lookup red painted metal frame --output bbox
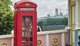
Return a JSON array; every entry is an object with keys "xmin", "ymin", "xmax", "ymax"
[{"xmin": 14, "ymin": 1, "xmax": 37, "ymax": 46}]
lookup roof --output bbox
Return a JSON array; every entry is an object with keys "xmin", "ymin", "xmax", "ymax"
[
  {"xmin": 14, "ymin": 0, "xmax": 37, "ymax": 6},
  {"xmin": 14, "ymin": 0, "xmax": 37, "ymax": 8},
  {"xmin": 15, "ymin": 0, "xmax": 31, "ymax": 5}
]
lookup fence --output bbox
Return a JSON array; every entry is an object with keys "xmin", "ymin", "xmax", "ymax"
[{"xmin": 0, "ymin": 29, "xmax": 68, "ymax": 46}]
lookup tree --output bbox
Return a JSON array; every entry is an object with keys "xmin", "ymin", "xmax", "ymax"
[
  {"xmin": 0, "ymin": 0, "xmax": 13, "ymax": 35},
  {"xmin": 38, "ymin": 17, "xmax": 68, "ymax": 26}
]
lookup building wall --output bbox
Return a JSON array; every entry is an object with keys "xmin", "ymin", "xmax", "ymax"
[
  {"xmin": 78, "ymin": 0, "xmax": 80, "ymax": 28},
  {"xmin": 69, "ymin": 0, "xmax": 76, "ymax": 46},
  {"xmin": 78, "ymin": 0, "xmax": 80, "ymax": 36}
]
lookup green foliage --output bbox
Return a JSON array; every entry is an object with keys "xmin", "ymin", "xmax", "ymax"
[
  {"xmin": 38, "ymin": 21, "xmax": 44, "ymax": 29},
  {"xmin": 42, "ymin": 25, "xmax": 67, "ymax": 31},
  {"xmin": 38, "ymin": 17, "xmax": 68, "ymax": 30},
  {"xmin": 0, "ymin": 0, "xmax": 13, "ymax": 35},
  {"xmin": 44, "ymin": 17, "xmax": 68, "ymax": 25}
]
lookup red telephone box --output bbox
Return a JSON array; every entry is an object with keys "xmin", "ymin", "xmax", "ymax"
[{"xmin": 14, "ymin": 1, "xmax": 37, "ymax": 46}]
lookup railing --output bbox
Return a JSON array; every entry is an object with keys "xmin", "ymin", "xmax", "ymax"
[
  {"xmin": 0, "ymin": 29, "xmax": 68, "ymax": 46},
  {"xmin": 0, "ymin": 34, "xmax": 14, "ymax": 46},
  {"xmin": 37, "ymin": 29, "xmax": 68, "ymax": 46}
]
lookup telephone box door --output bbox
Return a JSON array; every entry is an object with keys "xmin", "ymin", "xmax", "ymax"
[
  {"xmin": 17, "ymin": 12, "xmax": 37, "ymax": 46},
  {"xmin": 22, "ymin": 16, "xmax": 33, "ymax": 46}
]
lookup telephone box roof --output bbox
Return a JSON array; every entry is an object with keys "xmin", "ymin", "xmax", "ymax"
[{"xmin": 14, "ymin": 0, "xmax": 37, "ymax": 8}]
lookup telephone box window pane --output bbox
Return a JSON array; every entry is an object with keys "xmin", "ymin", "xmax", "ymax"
[
  {"xmin": 22, "ymin": 16, "xmax": 33, "ymax": 46},
  {"xmin": 22, "ymin": 32, "xmax": 24, "ymax": 37}
]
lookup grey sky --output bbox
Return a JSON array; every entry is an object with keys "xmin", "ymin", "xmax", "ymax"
[{"xmin": 11, "ymin": 0, "xmax": 68, "ymax": 18}]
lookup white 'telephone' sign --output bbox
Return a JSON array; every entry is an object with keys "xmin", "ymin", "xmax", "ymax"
[{"xmin": 20, "ymin": 8, "xmax": 34, "ymax": 11}]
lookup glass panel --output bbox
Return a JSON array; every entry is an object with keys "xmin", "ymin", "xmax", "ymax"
[
  {"xmin": 22, "ymin": 32, "xmax": 24, "ymax": 37},
  {"xmin": 22, "ymin": 16, "xmax": 33, "ymax": 46}
]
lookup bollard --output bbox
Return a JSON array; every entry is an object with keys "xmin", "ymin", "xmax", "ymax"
[{"xmin": 78, "ymin": 35, "xmax": 80, "ymax": 46}]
